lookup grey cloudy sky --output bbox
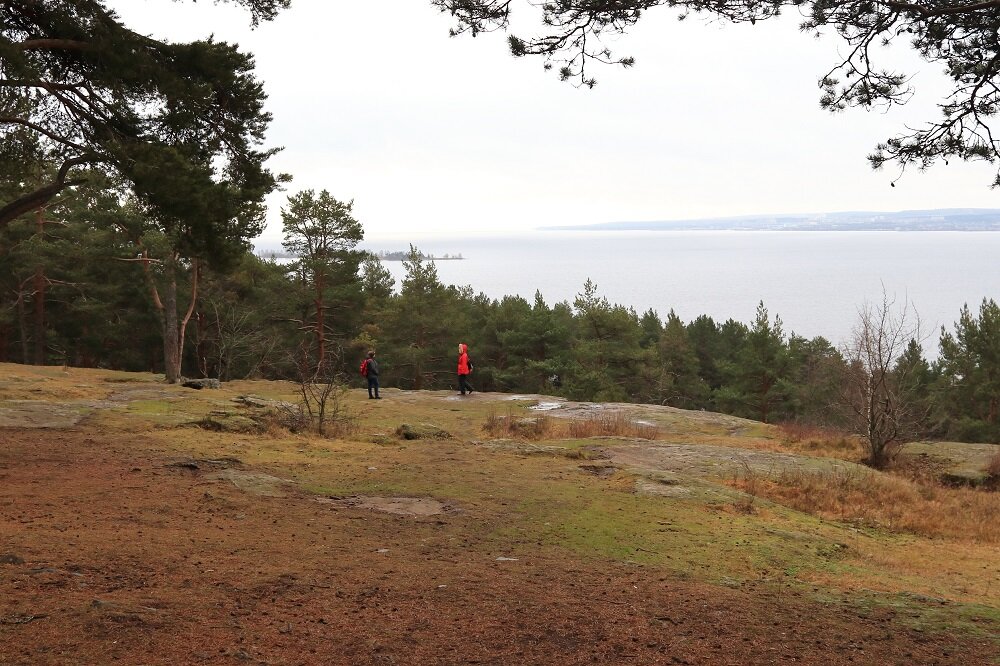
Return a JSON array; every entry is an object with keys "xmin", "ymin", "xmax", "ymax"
[{"xmin": 112, "ymin": 1, "xmax": 997, "ymax": 243}]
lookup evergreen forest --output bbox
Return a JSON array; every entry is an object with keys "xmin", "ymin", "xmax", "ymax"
[{"xmin": 2, "ymin": 184, "xmax": 998, "ymax": 447}]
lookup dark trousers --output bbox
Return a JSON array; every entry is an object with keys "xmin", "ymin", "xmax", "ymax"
[
  {"xmin": 458, "ymin": 374, "xmax": 473, "ymax": 395},
  {"xmin": 367, "ymin": 376, "xmax": 380, "ymax": 398}
]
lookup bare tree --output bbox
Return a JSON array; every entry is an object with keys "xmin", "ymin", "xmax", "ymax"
[
  {"xmin": 840, "ymin": 289, "xmax": 923, "ymax": 468},
  {"xmin": 204, "ymin": 301, "xmax": 277, "ymax": 381},
  {"xmin": 294, "ymin": 353, "xmax": 354, "ymax": 437}
]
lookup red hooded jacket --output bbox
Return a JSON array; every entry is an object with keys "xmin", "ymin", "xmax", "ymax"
[{"xmin": 457, "ymin": 343, "xmax": 472, "ymax": 375}]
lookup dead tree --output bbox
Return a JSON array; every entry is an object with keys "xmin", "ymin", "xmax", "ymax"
[{"xmin": 840, "ymin": 289, "xmax": 923, "ymax": 468}]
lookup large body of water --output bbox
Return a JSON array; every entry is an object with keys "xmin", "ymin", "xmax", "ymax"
[{"xmin": 359, "ymin": 231, "xmax": 1000, "ymax": 351}]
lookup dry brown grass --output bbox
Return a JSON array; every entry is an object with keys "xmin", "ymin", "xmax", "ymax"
[
  {"xmin": 566, "ymin": 411, "xmax": 659, "ymax": 440},
  {"xmin": 483, "ymin": 409, "xmax": 658, "ymax": 441},
  {"xmin": 483, "ymin": 407, "xmax": 554, "ymax": 440},
  {"xmin": 260, "ymin": 404, "xmax": 310, "ymax": 435},
  {"xmin": 774, "ymin": 422, "xmax": 864, "ymax": 460},
  {"xmin": 987, "ymin": 449, "xmax": 1000, "ymax": 480},
  {"xmin": 731, "ymin": 459, "xmax": 758, "ymax": 514},
  {"xmin": 729, "ymin": 466, "xmax": 1000, "ymax": 544}
]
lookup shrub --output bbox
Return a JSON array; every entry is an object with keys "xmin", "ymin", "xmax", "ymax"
[
  {"xmin": 395, "ymin": 423, "xmax": 452, "ymax": 440},
  {"xmin": 261, "ymin": 404, "xmax": 310, "ymax": 435},
  {"xmin": 567, "ymin": 411, "xmax": 658, "ymax": 440},
  {"xmin": 775, "ymin": 421, "xmax": 863, "ymax": 460},
  {"xmin": 482, "ymin": 408, "xmax": 552, "ymax": 440},
  {"xmin": 731, "ymin": 459, "xmax": 757, "ymax": 514},
  {"xmin": 986, "ymin": 448, "xmax": 1000, "ymax": 483}
]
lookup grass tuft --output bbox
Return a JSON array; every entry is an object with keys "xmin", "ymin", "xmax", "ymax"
[
  {"xmin": 775, "ymin": 421, "xmax": 864, "ymax": 459},
  {"xmin": 483, "ymin": 407, "xmax": 553, "ymax": 440},
  {"xmin": 731, "ymin": 459, "xmax": 758, "ymax": 514},
  {"xmin": 567, "ymin": 411, "xmax": 658, "ymax": 440},
  {"xmin": 986, "ymin": 448, "xmax": 1000, "ymax": 481}
]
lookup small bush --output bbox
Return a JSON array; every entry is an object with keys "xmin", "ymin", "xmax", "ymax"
[
  {"xmin": 731, "ymin": 459, "xmax": 757, "ymax": 514},
  {"xmin": 775, "ymin": 421, "xmax": 863, "ymax": 460},
  {"xmin": 777, "ymin": 422, "xmax": 827, "ymax": 443},
  {"xmin": 482, "ymin": 408, "xmax": 552, "ymax": 440},
  {"xmin": 567, "ymin": 411, "xmax": 658, "ymax": 440},
  {"xmin": 251, "ymin": 404, "xmax": 310, "ymax": 435},
  {"xmin": 986, "ymin": 449, "xmax": 1000, "ymax": 483},
  {"xmin": 395, "ymin": 423, "xmax": 452, "ymax": 440}
]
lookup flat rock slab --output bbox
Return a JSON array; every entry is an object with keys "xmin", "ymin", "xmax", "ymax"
[
  {"xmin": 317, "ymin": 495, "xmax": 454, "ymax": 516},
  {"xmin": 0, "ymin": 400, "xmax": 91, "ymax": 428},
  {"xmin": 0, "ymin": 384, "xmax": 185, "ymax": 429},
  {"xmin": 206, "ymin": 468, "xmax": 292, "ymax": 497},
  {"xmin": 607, "ymin": 442, "xmax": 865, "ymax": 479},
  {"xmin": 900, "ymin": 440, "xmax": 998, "ymax": 485},
  {"xmin": 518, "ymin": 398, "xmax": 762, "ymax": 436}
]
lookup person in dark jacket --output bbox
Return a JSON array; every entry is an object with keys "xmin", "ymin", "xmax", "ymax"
[
  {"xmin": 457, "ymin": 343, "xmax": 474, "ymax": 395},
  {"xmin": 363, "ymin": 351, "xmax": 380, "ymax": 399}
]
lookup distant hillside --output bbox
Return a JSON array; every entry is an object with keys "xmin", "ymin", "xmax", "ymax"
[{"xmin": 541, "ymin": 209, "xmax": 1000, "ymax": 231}]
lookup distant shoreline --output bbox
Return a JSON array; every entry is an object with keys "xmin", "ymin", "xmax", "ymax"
[
  {"xmin": 255, "ymin": 251, "xmax": 466, "ymax": 262},
  {"xmin": 542, "ymin": 225, "xmax": 1000, "ymax": 232},
  {"xmin": 539, "ymin": 209, "xmax": 1000, "ymax": 233}
]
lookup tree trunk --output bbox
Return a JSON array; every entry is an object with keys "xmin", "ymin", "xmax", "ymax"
[
  {"xmin": 162, "ymin": 258, "xmax": 181, "ymax": 383},
  {"xmin": 314, "ymin": 273, "xmax": 325, "ymax": 370},
  {"xmin": 196, "ymin": 310, "xmax": 209, "ymax": 378},
  {"xmin": 176, "ymin": 258, "xmax": 199, "ymax": 378},
  {"xmin": 145, "ymin": 254, "xmax": 197, "ymax": 384},
  {"xmin": 32, "ymin": 210, "xmax": 46, "ymax": 365},
  {"xmin": 0, "ymin": 323, "xmax": 9, "ymax": 362},
  {"xmin": 33, "ymin": 267, "xmax": 45, "ymax": 365},
  {"xmin": 413, "ymin": 327, "xmax": 425, "ymax": 390},
  {"xmin": 16, "ymin": 288, "xmax": 29, "ymax": 365}
]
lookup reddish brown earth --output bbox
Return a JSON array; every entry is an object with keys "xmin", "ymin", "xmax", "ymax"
[{"xmin": 1, "ymin": 427, "xmax": 995, "ymax": 665}]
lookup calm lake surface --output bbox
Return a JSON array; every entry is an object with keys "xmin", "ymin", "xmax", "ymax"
[{"xmin": 360, "ymin": 231, "xmax": 1000, "ymax": 351}]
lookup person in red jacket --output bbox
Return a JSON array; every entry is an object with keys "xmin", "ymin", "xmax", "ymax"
[{"xmin": 457, "ymin": 343, "xmax": 474, "ymax": 395}]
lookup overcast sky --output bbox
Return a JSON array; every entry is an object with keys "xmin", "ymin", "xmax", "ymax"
[{"xmin": 111, "ymin": 1, "xmax": 998, "ymax": 244}]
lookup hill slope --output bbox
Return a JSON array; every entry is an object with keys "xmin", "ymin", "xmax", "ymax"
[{"xmin": 0, "ymin": 364, "xmax": 997, "ymax": 664}]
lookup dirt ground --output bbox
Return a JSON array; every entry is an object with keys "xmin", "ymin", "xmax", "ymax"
[
  {"xmin": 1, "ymin": 368, "xmax": 997, "ymax": 664},
  {"xmin": 0, "ymin": 431, "xmax": 992, "ymax": 665}
]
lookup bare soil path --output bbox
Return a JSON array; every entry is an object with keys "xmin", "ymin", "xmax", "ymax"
[{"xmin": 2, "ymin": 425, "xmax": 993, "ymax": 665}]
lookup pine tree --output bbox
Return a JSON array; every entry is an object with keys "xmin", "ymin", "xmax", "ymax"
[
  {"xmin": 568, "ymin": 279, "xmax": 646, "ymax": 402},
  {"xmin": 1, "ymin": 1, "xmax": 288, "ymax": 237},
  {"xmin": 719, "ymin": 302, "xmax": 788, "ymax": 422},
  {"xmin": 936, "ymin": 299, "xmax": 1000, "ymax": 441},
  {"xmin": 384, "ymin": 246, "xmax": 452, "ymax": 389},
  {"xmin": 653, "ymin": 310, "xmax": 708, "ymax": 409},
  {"xmin": 281, "ymin": 190, "xmax": 365, "ymax": 374}
]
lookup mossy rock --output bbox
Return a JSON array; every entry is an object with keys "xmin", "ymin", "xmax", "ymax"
[
  {"xmin": 395, "ymin": 423, "xmax": 452, "ymax": 440},
  {"xmin": 193, "ymin": 412, "xmax": 265, "ymax": 434},
  {"xmin": 182, "ymin": 378, "xmax": 221, "ymax": 390},
  {"xmin": 901, "ymin": 441, "xmax": 997, "ymax": 487}
]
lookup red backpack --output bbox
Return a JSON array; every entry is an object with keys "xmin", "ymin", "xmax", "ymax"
[{"xmin": 360, "ymin": 359, "xmax": 369, "ymax": 377}]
